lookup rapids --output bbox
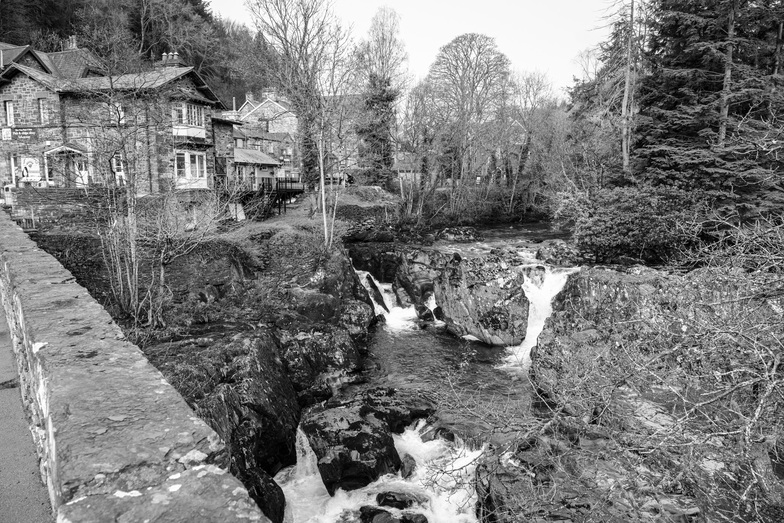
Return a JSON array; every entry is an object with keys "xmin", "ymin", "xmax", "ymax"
[{"xmin": 276, "ymin": 229, "xmax": 576, "ymax": 522}]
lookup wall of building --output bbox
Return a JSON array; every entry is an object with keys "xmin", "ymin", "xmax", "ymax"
[
  {"xmin": 0, "ymin": 73, "xmax": 63, "ymax": 186},
  {"xmin": 0, "ymin": 212, "xmax": 269, "ymax": 522}
]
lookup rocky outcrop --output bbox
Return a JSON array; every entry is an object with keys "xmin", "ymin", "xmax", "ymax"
[
  {"xmin": 144, "ymin": 331, "xmax": 298, "ymax": 523},
  {"xmin": 400, "ymin": 249, "xmax": 543, "ymax": 345},
  {"xmin": 526, "ymin": 266, "xmax": 784, "ymax": 523},
  {"xmin": 300, "ymin": 388, "xmax": 435, "ymax": 495},
  {"xmin": 476, "ymin": 419, "xmax": 701, "ymax": 523}
]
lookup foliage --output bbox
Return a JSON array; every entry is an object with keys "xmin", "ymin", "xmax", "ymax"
[{"xmin": 573, "ymin": 185, "xmax": 705, "ymax": 262}]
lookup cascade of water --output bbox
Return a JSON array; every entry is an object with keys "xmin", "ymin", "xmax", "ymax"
[
  {"xmin": 503, "ymin": 266, "xmax": 578, "ymax": 369},
  {"xmin": 275, "ymin": 421, "xmax": 482, "ymax": 523},
  {"xmin": 355, "ymin": 269, "xmax": 418, "ymax": 330}
]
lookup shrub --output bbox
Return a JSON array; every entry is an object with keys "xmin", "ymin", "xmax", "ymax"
[{"xmin": 574, "ymin": 185, "xmax": 705, "ymax": 263}]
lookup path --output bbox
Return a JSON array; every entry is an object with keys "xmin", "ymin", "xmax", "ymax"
[{"xmin": 0, "ymin": 314, "xmax": 52, "ymax": 522}]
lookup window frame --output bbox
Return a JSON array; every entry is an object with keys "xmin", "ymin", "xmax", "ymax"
[
  {"xmin": 4, "ymin": 101, "xmax": 15, "ymax": 127},
  {"xmin": 174, "ymin": 102, "xmax": 205, "ymax": 127},
  {"xmin": 175, "ymin": 150, "xmax": 207, "ymax": 179}
]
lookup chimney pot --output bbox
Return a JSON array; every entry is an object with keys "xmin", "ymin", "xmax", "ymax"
[{"xmin": 162, "ymin": 52, "xmax": 167, "ymax": 63}]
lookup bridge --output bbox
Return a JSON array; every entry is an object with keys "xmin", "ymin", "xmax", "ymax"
[{"xmin": 0, "ymin": 211, "xmax": 269, "ymax": 522}]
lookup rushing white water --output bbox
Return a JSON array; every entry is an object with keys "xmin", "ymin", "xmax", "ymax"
[
  {"xmin": 502, "ymin": 266, "xmax": 578, "ymax": 370},
  {"xmin": 275, "ymin": 422, "xmax": 483, "ymax": 523},
  {"xmin": 355, "ymin": 269, "xmax": 419, "ymax": 331}
]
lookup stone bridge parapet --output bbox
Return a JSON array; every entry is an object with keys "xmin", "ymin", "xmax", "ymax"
[{"xmin": 0, "ymin": 211, "xmax": 268, "ymax": 522}]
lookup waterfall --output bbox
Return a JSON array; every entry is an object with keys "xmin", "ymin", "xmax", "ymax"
[
  {"xmin": 503, "ymin": 266, "xmax": 578, "ymax": 369},
  {"xmin": 275, "ymin": 422, "xmax": 482, "ymax": 523},
  {"xmin": 355, "ymin": 269, "xmax": 419, "ymax": 330}
]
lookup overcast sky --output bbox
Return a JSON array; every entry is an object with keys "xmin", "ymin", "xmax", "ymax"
[{"xmin": 209, "ymin": 0, "xmax": 614, "ymax": 95}]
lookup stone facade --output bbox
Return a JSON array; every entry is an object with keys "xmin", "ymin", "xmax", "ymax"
[{"xmin": 0, "ymin": 55, "xmax": 226, "ymax": 194}]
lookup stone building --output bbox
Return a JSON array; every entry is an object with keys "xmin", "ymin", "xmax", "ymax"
[{"xmin": 0, "ymin": 43, "xmax": 226, "ymax": 193}]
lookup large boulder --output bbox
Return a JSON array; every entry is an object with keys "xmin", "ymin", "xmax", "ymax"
[
  {"xmin": 430, "ymin": 252, "xmax": 539, "ymax": 345},
  {"xmin": 300, "ymin": 388, "xmax": 435, "ymax": 495},
  {"xmin": 276, "ymin": 326, "xmax": 362, "ymax": 406}
]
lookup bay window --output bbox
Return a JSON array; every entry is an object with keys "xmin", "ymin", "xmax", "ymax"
[
  {"xmin": 175, "ymin": 151, "xmax": 206, "ymax": 178},
  {"xmin": 173, "ymin": 102, "xmax": 205, "ymax": 127}
]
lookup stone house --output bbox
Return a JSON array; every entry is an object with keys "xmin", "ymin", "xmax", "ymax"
[
  {"xmin": 235, "ymin": 89, "xmax": 298, "ymax": 135},
  {"xmin": 0, "ymin": 43, "xmax": 226, "ymax": 193}
]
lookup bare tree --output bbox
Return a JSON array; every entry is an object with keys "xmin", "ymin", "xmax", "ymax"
[
  {"xmin": 246, "ymin": 0, "xmax": 353, "ymax": 190},
  {"xmin": 426, "ymin": 33, "xmax": 512, "ymax": 185}
]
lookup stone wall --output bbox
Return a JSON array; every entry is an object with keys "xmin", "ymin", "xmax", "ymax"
[{"xmin": 0, "ymin": 211, "xmax": 269, "ymax": 523}]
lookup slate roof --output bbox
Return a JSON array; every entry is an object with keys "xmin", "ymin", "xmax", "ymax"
[
  {"xmin": 0, "ymin": 63, "xmax": 224, "ymax": 107},
  {"xmin": 46, "ymin": 48, "xmax": 101, "ymax": 78},
  {"xmin": 234, "ymin": 148, "xmax": 281, "ymax": 165}
]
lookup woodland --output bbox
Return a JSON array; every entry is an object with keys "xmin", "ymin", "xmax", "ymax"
[{"xmin": 1, "ymin": 0, "xmax": 783, "ymax": 260}]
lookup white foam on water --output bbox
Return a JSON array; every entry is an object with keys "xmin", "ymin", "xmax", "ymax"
[
  {"xmin": 502, "ymin": 266, "xmax": 579, "ymax": 370},
  {"xmin": 276, "ymin": 421, "xmax": 483, "ymax": 523},
  {"xmin": 355, "ymin": 269, "xmax": 419, "ymax": 331}
]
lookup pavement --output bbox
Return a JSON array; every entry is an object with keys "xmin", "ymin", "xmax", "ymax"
[{"xmin": 0, "ymin": 315, "xmax": 52, "ymax": 523}]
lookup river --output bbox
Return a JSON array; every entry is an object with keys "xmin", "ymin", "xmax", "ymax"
[{"xmin": 276, "ymin": 224, "xmax": 576, "ymax": 523}]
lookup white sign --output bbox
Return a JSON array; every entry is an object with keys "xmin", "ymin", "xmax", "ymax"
[
  {"xmin": 1, "ymin": 128, "xmax": 10, "ymax": 141},
  {"xmin": 22, "ymin": 157, "xmax": 41, "ymax": 179}
]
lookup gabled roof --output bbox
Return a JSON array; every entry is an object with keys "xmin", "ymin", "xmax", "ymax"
[
  {"xmin": 45, "ymin": 48, "xmax": 102, "ymax": 78},
  {"xmin": 240, "ymin": 96, "xmax": 295, "ymax": 121},
  {"xmin": 0, "ymin": 45, "xmax": 54, "ymax": 74},
  {"xmin": 0, "ymin": 63, "xmax": 61, "ymax": 91},
  {"xmin": 0, "ymin": 63, "xmax": 225, "ymax": 108},
  {"xmin": 234, "ymin": 148, "xmax": 281, "ymax": 166}
]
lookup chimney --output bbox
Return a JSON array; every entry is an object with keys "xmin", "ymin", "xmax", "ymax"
[
  {"xmin": 246, "ymin": 92, "xmax": 255, "ymax": 103},
  {"xmin": 261, "ymin": 88, "xmax": 276, "ymax": 101},
  {"xmin": 232, "ymin": 97, "xmax": 236, "ymax": 111},
  {"xmin": 68, "ymin": 35, "xmax": 78, "ymax": 50}
]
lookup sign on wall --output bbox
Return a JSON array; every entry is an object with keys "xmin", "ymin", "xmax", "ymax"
[
  {"xmin": 12, "ymin": 128, "xmax": 38, "ymax": 141},
  {"xmin": 1, "ymin": 128, "xmax": 10, "ymax": 141}
]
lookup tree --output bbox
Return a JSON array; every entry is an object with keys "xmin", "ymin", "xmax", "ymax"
[
  {"xmin": 355, "ymin": 7, "xmax": 407, "ymax": 185},
  {"xmin": 426, "ymin": 33, "xmax": 512, "ymax": 185},
  {"xmin": 246, "ymin": 0, "xmax": 352, "ymax": 190}
]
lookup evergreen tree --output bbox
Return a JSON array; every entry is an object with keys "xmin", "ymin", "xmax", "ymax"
[
  {"xmin": 356, "ymin": 73, "xmax": 398, "ymax": 179},
  {"xmin": 635, "ymin": 0, "xmax": 784, "ymax": 217}
]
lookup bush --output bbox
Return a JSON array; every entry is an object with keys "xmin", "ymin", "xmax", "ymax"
[{"xmin": 573, "ymin": 185, "xmax": 705, "ymax": 263}]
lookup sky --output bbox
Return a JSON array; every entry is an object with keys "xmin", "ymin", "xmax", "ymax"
[{"xmin": 209, "ymin": 0, "xmax": 615, "ymax": 95}]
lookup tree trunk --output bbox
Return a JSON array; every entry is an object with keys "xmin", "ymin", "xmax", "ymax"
[
  {"xmin": 774, "ymin": 21, "xmax": 783, "ymax": 76},
  {"xmin": 718, "ymin": 1, "xmax": 737, "ymax": 147},
  {"xmin": 621, "ymin": 0, "xmax": 635, "ymax": 174}
]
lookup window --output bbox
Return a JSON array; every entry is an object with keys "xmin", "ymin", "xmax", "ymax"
[
  {"xmin": 111, "ymin": 155, "xmax": 124, "ymax": 175},
  {"xmin": 38, "ymin": 99, "xmax": 48, "ymax": 124},
  {"xmin": 174, "ymin": 103, "xmax": 205, "ymax": 127},
  {"xmin": 4, "ymin": 101, "xmax": 14, "ymax": 126},
  {"xmin": 175, "ymin": 151, "xmax": 206, "ymax": 178}
]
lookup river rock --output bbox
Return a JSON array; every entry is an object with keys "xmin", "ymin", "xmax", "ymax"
[
  {"xmin": 276, "ymin": 327, "xmax": 361, "ymax": 406},
  {"xmin": 301, "ymin": 388, "xmax": 435, "ymax": 495},
  {"xmin": 431, "ymin": 252, "xmax": 540, "ymax": 345},
  {"xmin": 376, "ymin": 491, "xmax": 426, "ymax": 510}
]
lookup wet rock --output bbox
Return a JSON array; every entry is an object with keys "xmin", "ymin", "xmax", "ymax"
[
  {"xmin": 436, "ymin": 226, "xmax": 483, "ymax": 243},
  {"xmin": 432, "ymin": 253, "xmax": 542, "ymax": 345},
  {"xmin": 535, "ymin": 239, "xmax": 581, "ymax": 266},
  {"xmin": 301, "ymin": 388, "xmax": 435, "ymax": 495},
  {"xmin": 401, "ymin": 514, "xmax": 428, "ymax": 523},
  {"xmin": 276, "ymin": 327, "xmax": 361, "ymax": 406},
  {"xmin": 400, "ymin": 453, "xmax": 417, "ymax": 479},
  {"xmin": 376, "ymin": 491, "xmax": 426, "ymax": 510},
  {"xmin": 359, "ymin": 506, "xmax": 396, "ymax": 523}
]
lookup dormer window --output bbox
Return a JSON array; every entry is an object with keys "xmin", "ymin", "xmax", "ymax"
[{"xmin": 174, "ymin": 102, "xmax": 205, "ymax": 127}]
